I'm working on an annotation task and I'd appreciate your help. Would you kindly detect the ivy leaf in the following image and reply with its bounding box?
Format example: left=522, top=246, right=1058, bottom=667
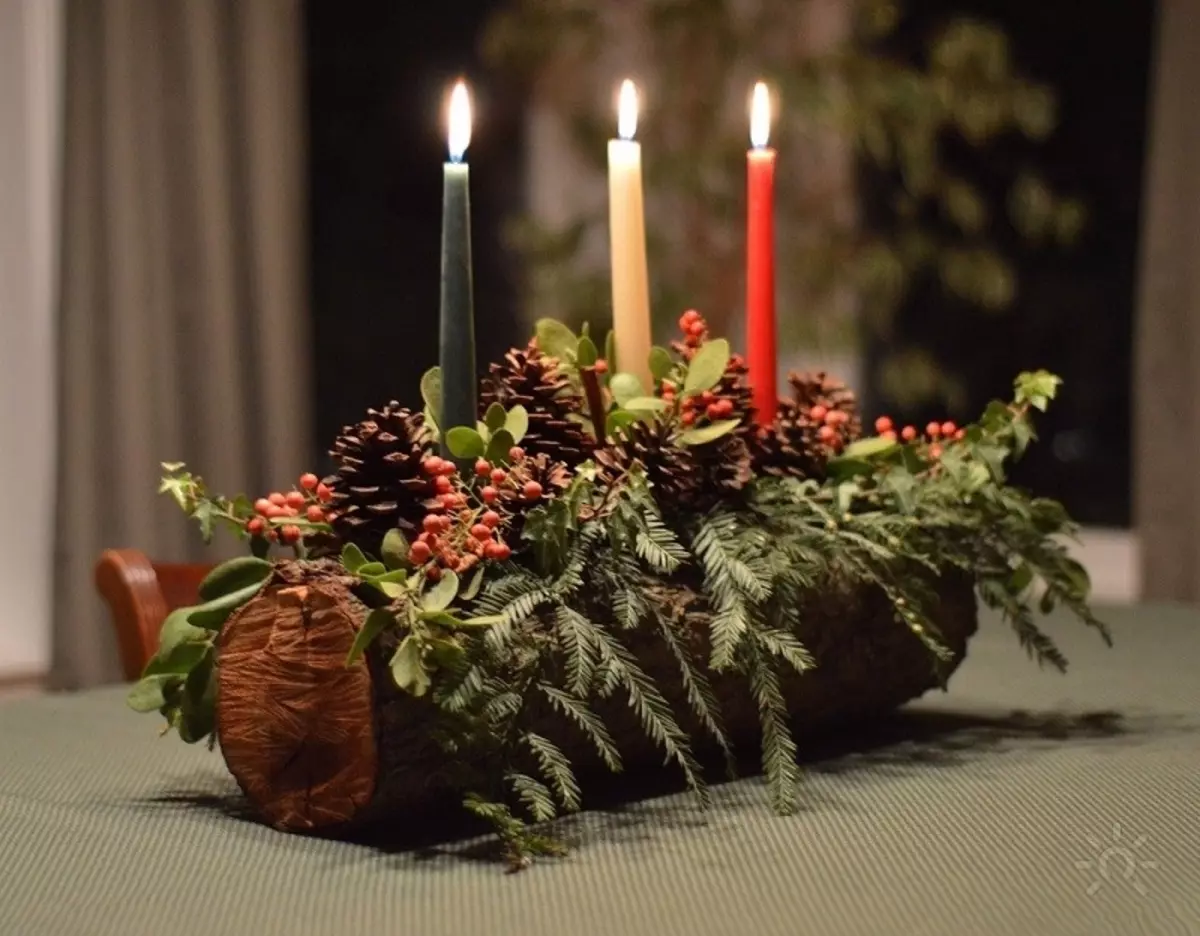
left=609, top=373, right=644, bottom=406
left=446, top=427, right=486, bottom=460
left=649, top=346, right=673, bottom=381
left=346, top=608, right=394, bottom=666
left=974, top=443, right=1009, bottom=482
left=391, top=635, right=431, bottom=697
left=504, top=405, right=530, bottom=444
left=341, top=542, right=368, bottom=574
left=421, top=367, right=442, bottom=429
left=192, top=501, right=217, bottom=544
left=843, top=436, right=898, bottom=459
left=1011, top=417, right=1034, bottom=456
left=683, top=339, right=729, bottom=395
left=381, top=529, right=410, bottom=570
left=484, top=402, right=507, bottom=433
left=1015, top=370, right=1062, bottom=412
left=622, top=396, right=668, bottom=413
left=422, top=569, right=460, bottom=612
left=486, top=428, right=515, bottom=465
left=679, top=419, right=739, bottom=446
left=536, top=318, right=578, bottom=363
left=158, top=469, right=193, bottom=512
left=576, top=335, right=599, bottom=367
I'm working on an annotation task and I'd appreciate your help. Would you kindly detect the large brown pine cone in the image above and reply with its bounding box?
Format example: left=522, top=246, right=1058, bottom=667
left=751, top=372, right=861, bottom=482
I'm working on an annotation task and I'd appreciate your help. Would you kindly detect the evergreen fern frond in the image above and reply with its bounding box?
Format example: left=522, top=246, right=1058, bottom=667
left=523, top=732, right=582, bottom=812
left=693, top=516, right=770, bottom=603
left=652, top=608, right=733, bottom=764
left=708, top=592, right=750, bottom=672
left=538, top=683, right=623, bottom=772
left=506, top=771, right=558, bottom=823
left=746, top=648, right=800, bottom=816
left=553, top=604, right=597, bottom=696
left=756, top=627, right=815, bottom=676
left=612, top=588, right=647, bottom=630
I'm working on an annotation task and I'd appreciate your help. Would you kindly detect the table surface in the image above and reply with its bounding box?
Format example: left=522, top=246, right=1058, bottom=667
left=2, top=605, right=1199, bottom=936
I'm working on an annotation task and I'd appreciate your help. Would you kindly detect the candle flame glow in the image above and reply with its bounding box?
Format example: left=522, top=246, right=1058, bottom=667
left=448, top=81, right=472, bottom=163
left=618, top=80, right=639, bottom=141
left=750, top=82, right=771, bottom=149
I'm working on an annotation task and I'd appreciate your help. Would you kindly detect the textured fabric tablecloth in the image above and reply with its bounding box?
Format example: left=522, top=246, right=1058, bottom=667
left=2, top=605, right=1198, bottom=936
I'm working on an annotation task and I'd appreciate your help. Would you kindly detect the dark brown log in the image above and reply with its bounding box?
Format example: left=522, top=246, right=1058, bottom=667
left=215, top=563, right=978, bottom=834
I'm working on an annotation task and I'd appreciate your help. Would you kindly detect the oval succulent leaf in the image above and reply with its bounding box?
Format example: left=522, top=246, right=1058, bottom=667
left=683, top=339, right=730, bottom=395
left=484, top=402, right=507, bottom=433
left=446, top=426, right=486, bottom=460
left=649, top=346, right=674, bottom=381
left=576, top=335, right=599, bottom=367
left=678, top=418, right=739, bottom=446
left=535, top=318, right=578, bottom=364
left=346, top=607, right=395, bottom=667
left=504, top=405, right=530, bottom=445
left=420, top=367, right=442, bottom=429
left=843, top=436, right=898, bottom=459
left=197, top=556, right=272, bottom=602
left=422, top=568, right=460, bottom=612
left=187, top=580, right=268, bottom=631
left=609, top=373, right=645, bottom=407
left=486, top=428, right=515, bottom=465
left=391, top=635, right=431, bottom=697
left=381, top=529, right=410, bottom=570
left=621, top=396, right=668, bottom=413
left=341, top=542, right=368, bottom=573
left=604, top=329, right=617, bottom=373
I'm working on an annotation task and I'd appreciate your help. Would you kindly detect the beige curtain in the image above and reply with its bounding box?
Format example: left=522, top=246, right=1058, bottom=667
left=1135, top=0, right=1200, bottom=602
left=52, top=0, right=310, bottom=688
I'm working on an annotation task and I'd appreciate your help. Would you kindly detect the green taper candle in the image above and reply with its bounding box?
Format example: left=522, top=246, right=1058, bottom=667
left=439, top=81, right=476, bottom=452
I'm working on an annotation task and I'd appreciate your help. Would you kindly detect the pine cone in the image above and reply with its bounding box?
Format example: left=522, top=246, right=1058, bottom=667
left=494, top=453, right=572, bottom=546
left=751, top=372, right=861, bottom=482
left=788, top=371, right=861, bottom=440
left=595, top=419, right=750, bottom=514
left=480, top=343, right=594, bottom=468
left=322, top=403, right=435, bottom=559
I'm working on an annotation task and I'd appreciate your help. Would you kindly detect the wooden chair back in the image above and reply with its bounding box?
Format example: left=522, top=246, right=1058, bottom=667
left=94, top=549, right=213, bottom=681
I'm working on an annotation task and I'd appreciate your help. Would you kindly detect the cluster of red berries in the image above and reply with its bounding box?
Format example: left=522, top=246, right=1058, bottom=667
left=410, top=448, right=543, bottom=579
left=677, top=389, right=734, bottom=427
left=873, top=416, right=965, bottom=460
left=807, top=404, right=853, bottom=452
left=247, top=472, right=332, bottom=545
left=677, top=308, right=709, bottom=348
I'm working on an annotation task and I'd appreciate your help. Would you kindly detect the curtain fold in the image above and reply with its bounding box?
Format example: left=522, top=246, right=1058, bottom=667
left=52, top=0, right=310, bottom=688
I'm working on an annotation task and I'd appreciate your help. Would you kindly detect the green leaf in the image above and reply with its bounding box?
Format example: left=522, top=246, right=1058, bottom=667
left=341, top=542, right=368, bottom=573
left=186, top=581, right=266, bottom=631
left=606, top=410, right=641, bottom=436
left=504, top=405, right=530, bottom=444
left=535, top=318, right=578, bottom=363
left=683, top=338, right=730, bottom=395
left=178, top=653, right=216, bottom=743
left=127, top=675, right=178, bottom=713
left=452, top=614, right=506, bottom=629
left=390, top=635, right=431, bottom=697
left=622, top=396, right=668, bottom=413
left=381, top=529, right=410, bottom=570
left=156, top=606, right=208, bottom=657
left=193, top=501, right=217, bottom=543
left=836, top=482, right=858, bottom=514
left=420, top=609, right=466, bottom=629
left=357, top=561, right=387, bottom=579
left=483, top=402, right=507, bottom=433
left=425, top=636, right=465, bottom=669
left=197, top=556, right=272, bottom=602
left=609, top=373, right=645, bottom=407
left=679, top=419, right=740, bottom=446
left=1015, top=370, right=1062, bottom=411
left=974, top=443, right=1010, bottom=481
left=142, top=640, right=210, bottom=678
left=576, top=335, right=599, bottom=367
left=461, top=565, right=485, bottom=601
left=825, top=456, right=874, bottom=482
left=421, top=367, right=442, bottom=429
left=649, top=346, right=673, bottom=381
left=486, top=428, right=515, bottom=465
left=843, top=436, right=898, bottom=459
left=446, top=427, right=486, bottom=460
left=604, top=329, right=617, bottom=372
left=346, top=608, right=394, bottom=666
left=422, top=569, right=460, bottom=612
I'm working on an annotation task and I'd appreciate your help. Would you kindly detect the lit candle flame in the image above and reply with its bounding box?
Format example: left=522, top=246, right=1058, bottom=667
left=750, top=82, right=771, bottom=149
left=618, top=80, right=638, bottom=141
left=448, top=81, right=472, bottom=163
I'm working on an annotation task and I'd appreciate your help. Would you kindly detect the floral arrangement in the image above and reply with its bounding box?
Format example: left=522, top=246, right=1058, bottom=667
left=130, top=314, right=1107, bottom=868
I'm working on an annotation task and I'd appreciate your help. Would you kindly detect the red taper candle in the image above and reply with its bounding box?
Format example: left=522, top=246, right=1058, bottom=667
left=746, top=82, right=777, bottom=426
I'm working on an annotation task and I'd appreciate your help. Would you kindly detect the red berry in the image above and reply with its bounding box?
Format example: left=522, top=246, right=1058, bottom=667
left=926, top=422, right=942, bottom=439
left=440, top=550, right=460, bottom=568
left=482, top=510, right=501, bottom=528
left=299, top=473, right=319, bottom=491
left=508, top=447, right=525, bottom=463
left=680, top=309, right=700, bottom=328
left=422, top=457, right=443, bottom=476
left=266, top=504, right=286, bottom=520
left=439, top=493, right=458, bottom=510
left=280, top=525, right=301, bottom=545
left=306, top=505, right=325, bottom=523
left=941, top=421, right=957, bottom=437
left=523, top=481, right=543, bottom=500
left=826, top=409, right=845, bottom=426
left=901, top=425, right=918, bottom=442
left=881, top=430, right=897, bottom=442
left=285, top=491, right=306, bottom=509
left=265, top=529, right=278, bottom=543
left=954, top=429, right=966, bottom=441
left=439, top=460, right=457, bottom=476
left=685, top=334, right=700, bottom=348
left=818, top=425, right=837, bottom=443
left=706, top=403, right=722, bottom=421
left=929, top=443, right=944, bottom=459
left=688, top=320, right=707, bottom=338
left=409, top=541, right=431, bottom=564
left=716, top=399, right=734, bottom=417
left=426, top=566, right=442, bottom=582
left=490, top=468, right=507, bottom=485
left=316, top=482, right=333, bottom=503
left=487, top=541, right=512, bottom=561
left=481, top=486, right=498, bottom=504
left=423, top=514, right=442, bottom=534
left=268, top=492, right=287, bottom=507
left=246, top=517, right=265, bottom=535
left=435, top=475, right=453, bottom=494
left=284, top=506, right=299, bottom=518
left=809, top=405, right=828, bottom=422
left=254, top=498, right=272, bottom=516
left=594, top=359, right=609, bottom=374
left=471, top=524, right=492, bottom=541
left=701, top=391, right=715, bottom=404
left=661, top=379, right=676, bottom=392
left=474, top=458, right=491, bottom=477
left=682, top=411, right=696, bottom=426
left=875, top=416, right=894, bottom=434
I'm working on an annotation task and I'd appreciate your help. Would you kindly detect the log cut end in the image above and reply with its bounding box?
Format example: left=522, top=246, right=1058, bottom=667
left=216, top=578, right=377, bottom=832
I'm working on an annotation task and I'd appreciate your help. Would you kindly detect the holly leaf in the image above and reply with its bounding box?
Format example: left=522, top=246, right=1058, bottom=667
left=341, top=542, right=368, bottom=573
left=649, top=346, right=674, bottom=381
left=420, top=367, right=443, bottom=429
left=504, top=406, right=529, bottom=445
left=679, top=419, right=739, bottom=446
left=446, top=427, right=486, bottom=460
left=609, top=373, right=645, bottom=407
left=536, top=318, right=578, bottom=364
left=346, top=608, right=395, bottom=667
left=576, top=335, right=599, bottom=367
left=381, top=529, right=410, bottom=571
left=683, top=339, right=729, bottom=395
left=391, top=635, right=431, bottom=697
left=422, top=569, right=460, bottom=612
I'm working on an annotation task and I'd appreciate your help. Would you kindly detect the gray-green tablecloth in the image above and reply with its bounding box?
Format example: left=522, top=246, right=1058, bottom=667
left=2, top=605, right=1198, bottom=936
